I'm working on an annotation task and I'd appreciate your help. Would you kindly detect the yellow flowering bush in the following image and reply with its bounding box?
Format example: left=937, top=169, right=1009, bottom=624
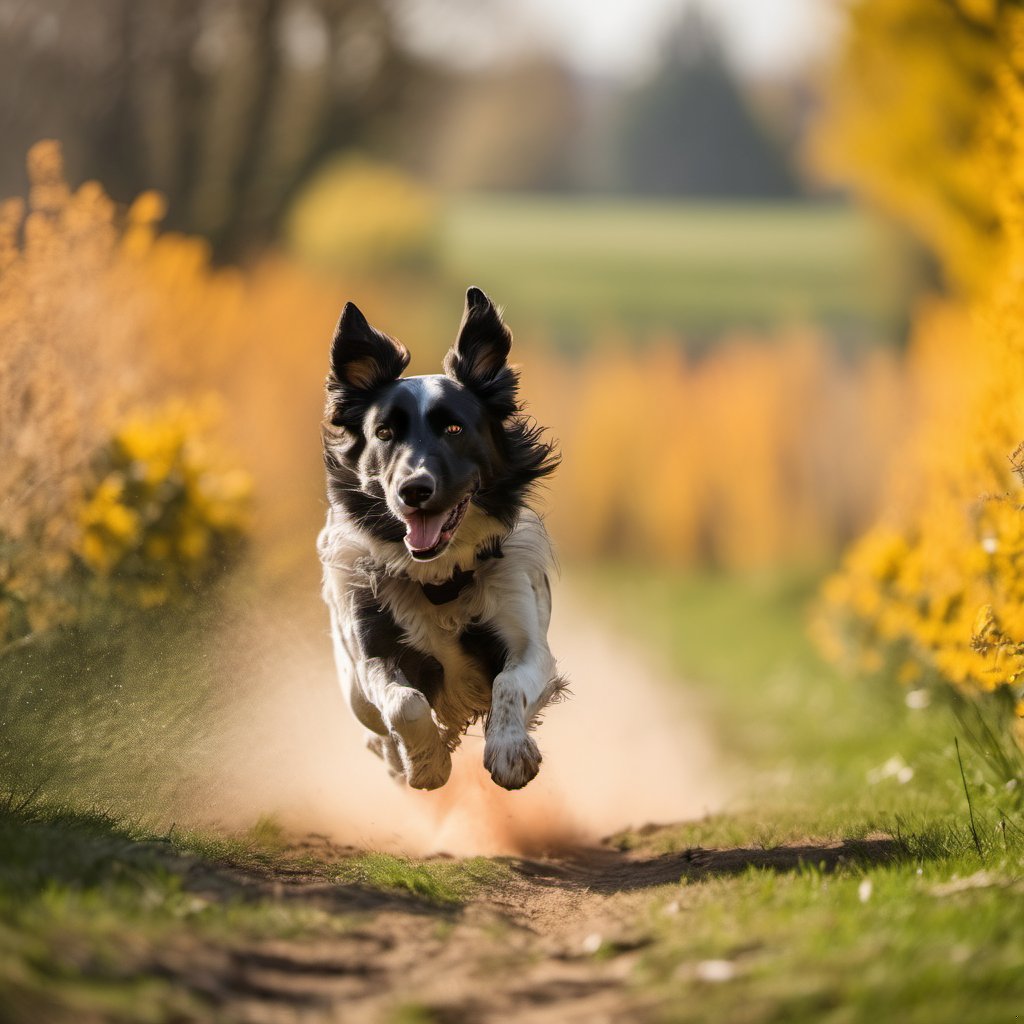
left=526, top=331, right=908, bottom=570
left=814, top=3, right=1024, bottom=754
left=77, top=404, right=250, bottom=612
left=810, top=0, right=1000, bottom=295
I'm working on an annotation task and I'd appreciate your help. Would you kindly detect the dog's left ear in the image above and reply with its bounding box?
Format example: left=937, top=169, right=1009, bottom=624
left=444, top=287, right=513, bottom=389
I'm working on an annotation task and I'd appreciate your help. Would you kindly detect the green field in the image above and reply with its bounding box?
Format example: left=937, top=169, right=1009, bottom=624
left=440, top=196, right=910, bottom=345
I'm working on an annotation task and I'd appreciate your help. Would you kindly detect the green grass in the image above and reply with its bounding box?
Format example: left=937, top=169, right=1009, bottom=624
left=638, top=862, right=1024, bottom=1024
left=0, top=804, right=345, bottom=1022
left=0, top=798, right=506, bottom=1023
left=440, top=196, right=909, bottom=346
left=338, top=852, right=509, bottom=904
left=575, top=566, right=1024, bottom=1023
left=0, top=603, right=225, bottom=817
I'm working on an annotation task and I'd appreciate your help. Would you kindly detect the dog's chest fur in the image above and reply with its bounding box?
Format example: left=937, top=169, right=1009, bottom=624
left=375, top=576, right=498, bottom=741
left=320, top=509, right=555, bottom=749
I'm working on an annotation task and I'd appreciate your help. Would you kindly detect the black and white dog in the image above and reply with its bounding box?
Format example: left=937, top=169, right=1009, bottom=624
left=318, top=287, right=566, bottom=791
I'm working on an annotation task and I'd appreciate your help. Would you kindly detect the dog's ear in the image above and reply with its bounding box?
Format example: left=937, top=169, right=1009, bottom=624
left=444, top=287, right=513, bottom=389
left=330, top=301, right=409, bottom=393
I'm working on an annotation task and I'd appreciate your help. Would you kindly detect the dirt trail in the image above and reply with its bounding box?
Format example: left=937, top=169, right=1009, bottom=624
left=151, top=585, right=890, bottom=1022
left=158, top=830, right=897, bottom=1024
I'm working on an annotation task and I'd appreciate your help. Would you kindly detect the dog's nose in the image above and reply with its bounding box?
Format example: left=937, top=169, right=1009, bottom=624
left=398, top=475, right=435, bottom=509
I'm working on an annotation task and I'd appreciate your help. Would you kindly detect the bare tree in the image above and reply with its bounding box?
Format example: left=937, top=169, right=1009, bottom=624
left=0, top=0, right=434, bottom=257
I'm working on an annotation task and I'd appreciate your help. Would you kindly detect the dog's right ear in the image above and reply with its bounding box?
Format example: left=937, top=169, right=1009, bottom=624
left=329, top=302, right=410, bottom=393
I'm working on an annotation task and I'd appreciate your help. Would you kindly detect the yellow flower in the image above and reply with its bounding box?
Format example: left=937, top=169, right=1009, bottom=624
left=80, top=531, right=114, bottom=574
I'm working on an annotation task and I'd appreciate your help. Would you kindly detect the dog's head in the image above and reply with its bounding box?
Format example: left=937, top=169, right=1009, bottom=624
left=322, top=287, right=558, bottom=563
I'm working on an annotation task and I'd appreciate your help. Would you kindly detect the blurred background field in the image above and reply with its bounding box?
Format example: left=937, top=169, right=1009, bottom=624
left=439, top=196, right=905, bottom=344
left=4, top=0, right=1024, bottom=1019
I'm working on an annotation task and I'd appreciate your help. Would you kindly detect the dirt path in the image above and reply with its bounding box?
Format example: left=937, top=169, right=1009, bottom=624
left=155, top=582, right=747, bottom=1021
left=153, top=829, right=897, bottom=1024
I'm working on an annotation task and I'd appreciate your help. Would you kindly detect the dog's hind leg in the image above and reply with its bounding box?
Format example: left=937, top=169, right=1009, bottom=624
left=365, top=731, right=407, bottom=782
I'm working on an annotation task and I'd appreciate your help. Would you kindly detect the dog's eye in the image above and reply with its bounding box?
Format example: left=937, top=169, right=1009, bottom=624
left=375, top=425, right=393, bottom=441
left=445, top=424, right=463, bottom=436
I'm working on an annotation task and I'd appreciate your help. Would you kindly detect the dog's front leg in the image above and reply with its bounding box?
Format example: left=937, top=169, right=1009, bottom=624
left=483, top=570, right=557, bottom=790
left=362, top=658, right=452, bottom=791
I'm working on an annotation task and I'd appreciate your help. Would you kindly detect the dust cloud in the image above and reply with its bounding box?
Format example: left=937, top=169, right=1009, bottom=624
left=177, top=577, right=732, bottom=857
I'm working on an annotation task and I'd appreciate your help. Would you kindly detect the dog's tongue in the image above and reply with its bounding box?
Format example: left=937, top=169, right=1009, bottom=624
left=405, top=510, right=447, bottom=552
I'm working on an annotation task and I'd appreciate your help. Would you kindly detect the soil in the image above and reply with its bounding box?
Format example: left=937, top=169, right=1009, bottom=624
left=146, top=830, right=898, bottom=1024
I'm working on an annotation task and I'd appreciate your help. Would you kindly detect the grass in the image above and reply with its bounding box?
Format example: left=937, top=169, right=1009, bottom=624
left=0, top=804, right=337, bottom=1022
left=637, top=862, right=1024, bottom=1024
left=339, top=852, right=509, bottom=904
left=440, top=195, right=909, bottom=347
left=0, top=798, right=505, bottom=1023
left=575, top=565, right=1024, bottom=1023
left=0, top=603, right=225, bottom=818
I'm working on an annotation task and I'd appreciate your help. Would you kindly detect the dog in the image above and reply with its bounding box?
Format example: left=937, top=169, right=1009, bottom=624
left=317, top=287, right=566, bottom=791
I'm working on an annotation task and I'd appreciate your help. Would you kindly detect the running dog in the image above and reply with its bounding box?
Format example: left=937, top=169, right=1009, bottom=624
left=317, top=287, right=565, bottom=791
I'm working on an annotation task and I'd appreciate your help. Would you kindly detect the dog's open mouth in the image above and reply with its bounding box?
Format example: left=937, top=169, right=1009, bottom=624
left=402, top=492, right=473, bottom=560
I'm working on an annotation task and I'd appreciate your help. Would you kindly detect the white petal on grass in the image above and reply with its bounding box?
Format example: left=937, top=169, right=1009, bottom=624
left=867, top=754, right=912, bottom=785
left=695, top=959, right=737, bottom=983
left=905, top=689, right=931, bottom=710
left=858, top=879, right=873, bottom=903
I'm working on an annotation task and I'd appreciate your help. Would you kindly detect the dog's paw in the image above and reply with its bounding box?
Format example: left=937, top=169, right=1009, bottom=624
left=484, top=729, right=542, bottom=790
left=405, top=746, right=452, bottom=791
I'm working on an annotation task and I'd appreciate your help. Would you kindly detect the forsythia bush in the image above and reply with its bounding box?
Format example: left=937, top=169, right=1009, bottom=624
left=0, top=142, right=251, bottom=648
left=815, top=3, right=1024, bottom=732
left=811, top=0, right=999, bottom=295
left=78, top=405, right=250, bottom=610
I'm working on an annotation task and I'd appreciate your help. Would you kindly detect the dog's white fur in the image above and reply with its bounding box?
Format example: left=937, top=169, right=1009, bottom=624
left=318, top=504, right=565, bottom=790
